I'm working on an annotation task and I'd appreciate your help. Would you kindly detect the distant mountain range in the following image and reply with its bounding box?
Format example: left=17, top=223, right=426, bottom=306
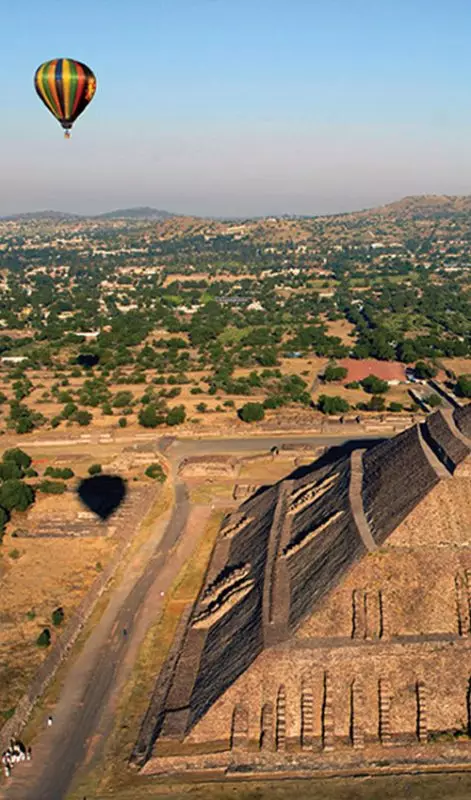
left=0, top=207, right=174, bottom=222
left=4, top=195, right=471, bottom=223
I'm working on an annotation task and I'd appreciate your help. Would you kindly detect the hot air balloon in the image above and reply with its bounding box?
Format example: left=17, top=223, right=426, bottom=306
left=34, top=59, right=97, bottom=138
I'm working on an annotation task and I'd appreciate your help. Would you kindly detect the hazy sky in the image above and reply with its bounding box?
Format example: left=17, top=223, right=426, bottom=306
left=2, top=0, right=471, bottom=217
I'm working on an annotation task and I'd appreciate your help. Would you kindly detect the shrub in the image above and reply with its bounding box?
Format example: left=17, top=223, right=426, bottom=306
left=427, top=393, right=442, bottom=408
left=345, top=381, right=361, bottom=389
left=388, top=402, right=403, bottom=412
left=118, top=417, right=127, bottom=428
left=238, top=402, right=265, bottom=423
left=37, top=480, right=66, bottom=494
left=88, top=463, right=102, bottom=476
left=44, top=467, right=74, bottom=479
left=52, top=606, right=65, bottom=627
left=36, top=628, right=51, bottom=648
left=8, top=548, right=20, bottom=560
left=196, top=402, right=207, bottom=413
left=145, top=463, right=167, bottom=482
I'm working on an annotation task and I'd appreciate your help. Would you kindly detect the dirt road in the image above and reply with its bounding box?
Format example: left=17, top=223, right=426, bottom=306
left=1, top=483, right=189, bottom=800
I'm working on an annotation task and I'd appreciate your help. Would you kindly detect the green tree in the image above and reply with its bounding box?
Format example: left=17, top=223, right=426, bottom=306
left=238, top=402, right=265, bottom=423
left=118, top=417, right=127, bottom=428
left=0, top=479, right=34, bottom=511
left=360, top=375, right=389, bottom=395
left=88, top=463, right=102, bottom=475
left=2, top=448, right=31, bottom=471
left=74, top=410, right=93, bottom=426
left=456, top=375, right=471, bottom=398
left=318, top=395, right=350, bottom=415
left=427, top=393, right=442, bottom=408
left=323, top=364, right=348, bottom=382
left=415, top=361, right=437, bottom=380
left=145, top=463, right=167, bottom=482
left=138, top=404, right=165, bottom=428
left=166, top=405, right=186, bottom=426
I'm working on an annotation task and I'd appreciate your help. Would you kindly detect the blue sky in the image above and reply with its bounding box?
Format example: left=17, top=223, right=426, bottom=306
left=2, top=0, right=471, bottom=216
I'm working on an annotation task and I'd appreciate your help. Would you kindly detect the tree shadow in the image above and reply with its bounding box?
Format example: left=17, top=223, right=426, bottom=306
left=78, top=475, right=127, bottom=520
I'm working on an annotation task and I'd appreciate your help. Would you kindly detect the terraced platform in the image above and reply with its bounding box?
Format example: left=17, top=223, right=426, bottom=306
left=134, top=406, right=471, bottom=776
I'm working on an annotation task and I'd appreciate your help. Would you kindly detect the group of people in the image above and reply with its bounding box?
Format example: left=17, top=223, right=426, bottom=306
left=2, top=738, right=31, bottom=777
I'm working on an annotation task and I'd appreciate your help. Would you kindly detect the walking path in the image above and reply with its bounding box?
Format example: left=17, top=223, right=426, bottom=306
left=0, top=483, right=192, bottom=800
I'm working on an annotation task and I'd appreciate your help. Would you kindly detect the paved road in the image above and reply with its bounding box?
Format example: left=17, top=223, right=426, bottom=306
left=2, top=483, right=189, bottom=800
left=1, top=431, right=389, bottom=799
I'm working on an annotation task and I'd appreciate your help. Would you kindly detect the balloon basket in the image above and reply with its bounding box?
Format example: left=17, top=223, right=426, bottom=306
left=64, top=131, right=71, bottom=140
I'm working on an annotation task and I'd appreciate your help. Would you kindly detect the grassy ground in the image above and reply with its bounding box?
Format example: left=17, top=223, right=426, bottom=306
left=68, top=769, right=471, bottom=800
left=69, top=510, right=224, bottom=799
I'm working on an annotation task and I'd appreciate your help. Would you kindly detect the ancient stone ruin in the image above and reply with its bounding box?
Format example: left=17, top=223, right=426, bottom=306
left=134, top=406, right=471, bottom=777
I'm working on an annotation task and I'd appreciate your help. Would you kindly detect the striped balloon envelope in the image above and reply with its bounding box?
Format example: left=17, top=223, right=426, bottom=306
left=34, top=58, right=97, bottom=138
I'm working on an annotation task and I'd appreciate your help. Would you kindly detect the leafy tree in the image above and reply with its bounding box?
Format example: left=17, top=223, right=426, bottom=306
left=138, top=404, right=165, bottom=428
left=367, top=395, right=386, bottom=411
left=360, top=375, right=389, bottom=395
left=88, top=464, right=102, bottom=475
left=145, top=463, right=167, bottom=482
left=0, top=480, right=34, bottom=511
left=456, top=374, right=471, bottom=398
left=166, top=405, right=186, bottom=426
left=0, top=461, right=22, bottom=481
left=238, top=402, right=265, bottom=423
left=324, top=364, right=348, bottom=382
left=74, top=410, right=93, bottom=426
left=415, top=361, right=437, bottom=379
left=196, top=402, right=207, bottom=413
left=112, top=390, right=134, bottom=408
left=318, top=395, right=349, bottom=415
left=2, top=448, right=31, bottom=470
left=426, top=393, right=442, bottom=408
left=62, top=402, right=78, bottom=419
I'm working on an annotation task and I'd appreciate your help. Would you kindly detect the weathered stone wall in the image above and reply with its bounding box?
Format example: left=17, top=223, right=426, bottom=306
left=421, top=411, right=469, bottom=472
left=362, top=425, right=440, bottom=545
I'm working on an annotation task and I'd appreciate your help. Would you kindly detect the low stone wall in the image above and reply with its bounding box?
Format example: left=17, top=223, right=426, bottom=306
left=0, top=486, right=158, bottom=752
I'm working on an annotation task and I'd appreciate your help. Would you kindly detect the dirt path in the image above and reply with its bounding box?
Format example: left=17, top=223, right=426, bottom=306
left=0, top=483, right=191, bottom=800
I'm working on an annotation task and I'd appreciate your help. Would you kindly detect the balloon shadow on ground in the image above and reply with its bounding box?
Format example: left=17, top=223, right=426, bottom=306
left=78, top=475, right=127, bottom=520
left=77, top=353, right=100, bottom=368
